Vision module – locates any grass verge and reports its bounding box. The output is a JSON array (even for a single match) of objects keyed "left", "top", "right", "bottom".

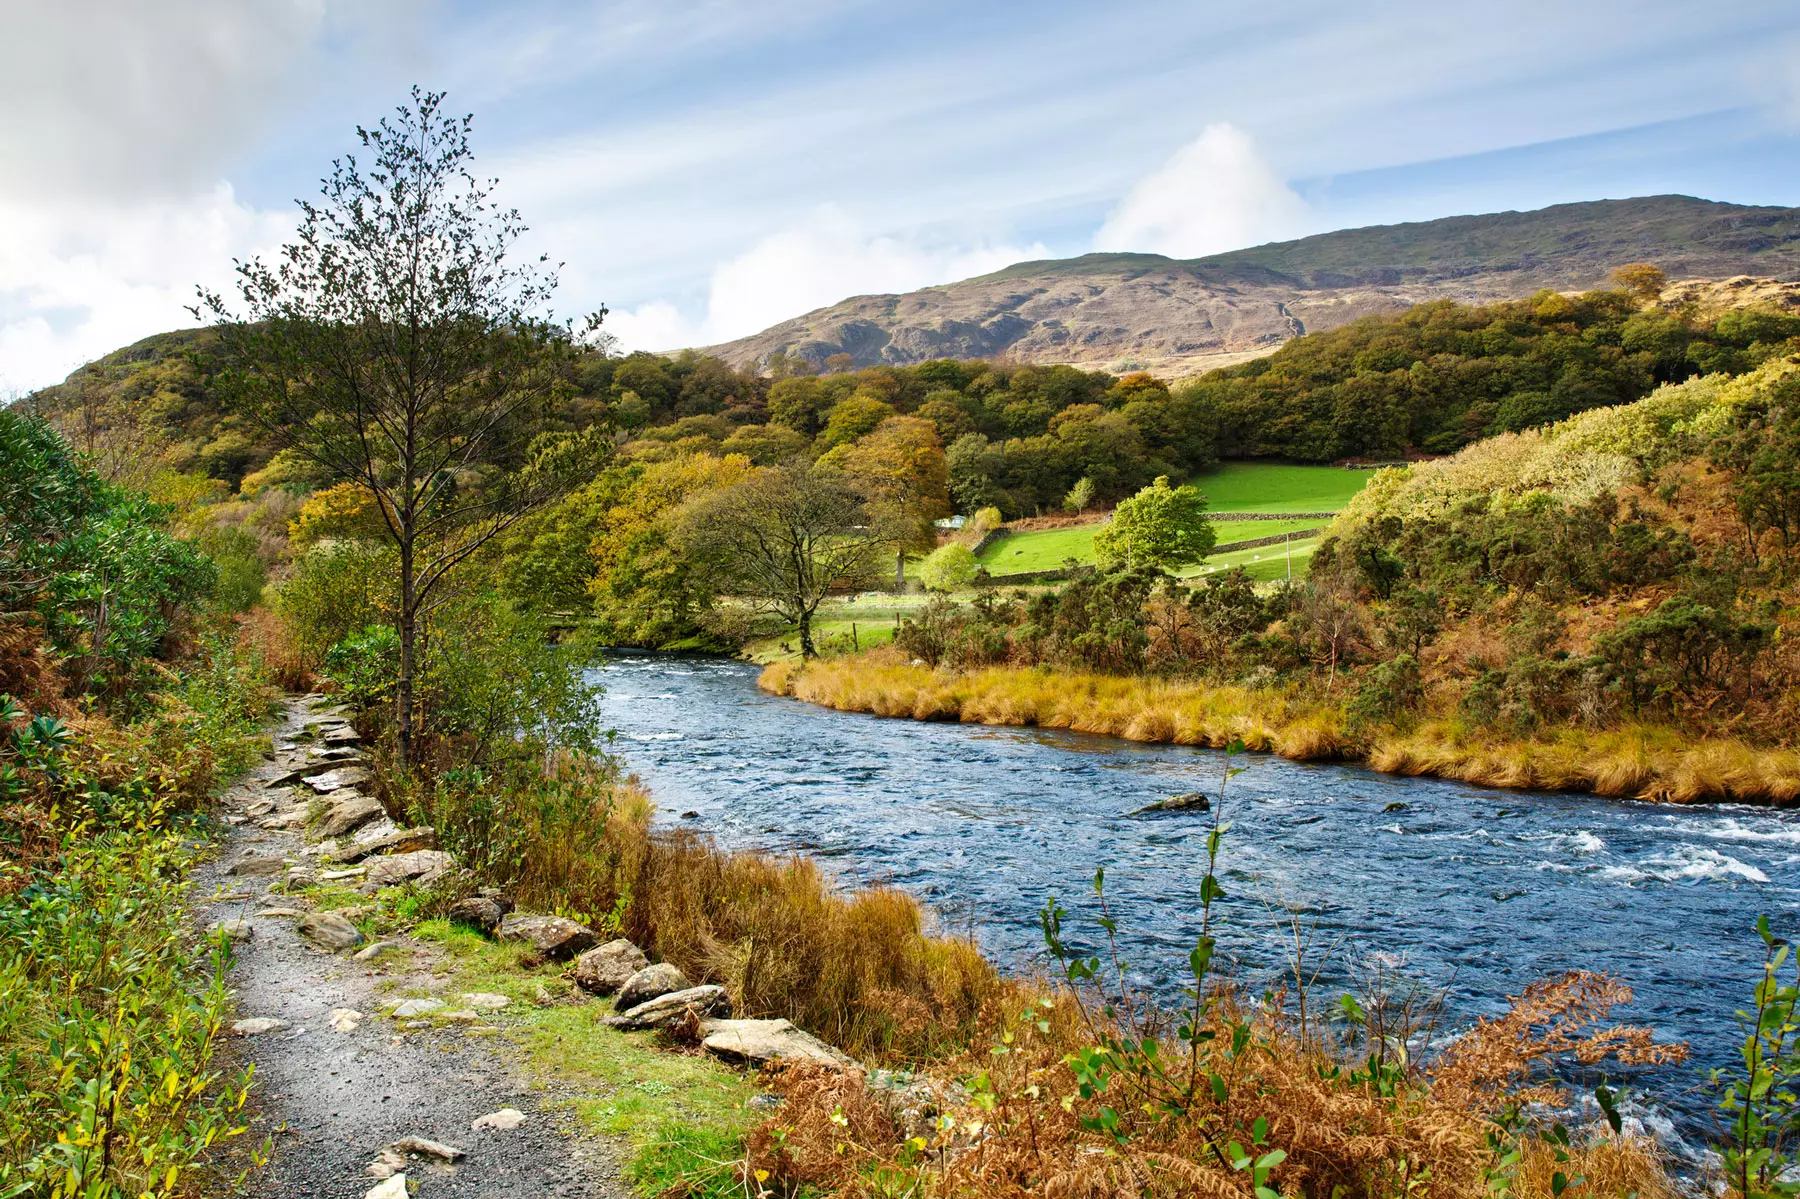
[{"left": 761, "top": 652, "right": 1800, "bottom": 802}]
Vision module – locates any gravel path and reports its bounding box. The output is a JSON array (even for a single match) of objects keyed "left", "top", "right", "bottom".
[{"left": 196, "top": 696, "right": 627, "bottom": 1199}]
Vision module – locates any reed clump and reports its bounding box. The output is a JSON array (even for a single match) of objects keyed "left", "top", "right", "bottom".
[
  {"left": 766, "top": 653, "right": 1800, "bottom": 804},
  {"left": 421, "top": 765, "right": 1009, "bottom": 1062}
]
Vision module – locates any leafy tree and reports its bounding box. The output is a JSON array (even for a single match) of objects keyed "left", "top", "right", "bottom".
[
  {"left": 678, "top": 462, "right": 892, "bottom": 657},
  {"left": 821, "top": 394, "right": 896, "bottom": 447},
  {"left": 1093, "top": 476, "right": 1216, "bottom": 573},
  {"left": 823, "top": 416, "right": 950, "bottom": 588},
  {"left": 198, "top": 88, "right": 606, "bottom": 767},
  {"left": 919, "top": 543, "right": 978, "bottom": 592},
  {"left": 1609, "top": 262, "right": 1667, "bottom": 304},
  {"left": 1064, "top": 476, "right": 1096, "bottom": 514}
]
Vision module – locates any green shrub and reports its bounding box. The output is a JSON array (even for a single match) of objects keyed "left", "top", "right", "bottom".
[
  {"left": 918, "top": 543, "right": 978, "bottom": 592},
  {"left": 270, "top": 542, "right": 394, "bottom": 666}
]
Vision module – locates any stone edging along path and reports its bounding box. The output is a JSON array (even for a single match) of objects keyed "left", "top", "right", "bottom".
[{"left": 197, "top": 693, "right": 910, "bottom": 1199}]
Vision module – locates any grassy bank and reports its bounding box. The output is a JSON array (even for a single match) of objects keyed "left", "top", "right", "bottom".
[{"left": 760, "top": 652, "right": 1800, "bottom": 802}]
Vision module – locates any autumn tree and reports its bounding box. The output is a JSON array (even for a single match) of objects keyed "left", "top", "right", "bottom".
[
  {"left": 198, "top": 88, "right": 606, "bottom": 767},
  {"left": 678, "top": 462, "right": 892, "bottom": 657},
  {"left": 1610, "top": 262, "right": 1668, "bottom": 305},
  {"left": 823, "top": 416, "right": 950, "bottom": 589},
  {"left": 1093, "top": 475, "right": 1215, "bottom": 573}
]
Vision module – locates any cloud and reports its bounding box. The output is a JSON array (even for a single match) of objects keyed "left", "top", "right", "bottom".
[
  {"left": 0, "top": 0, "right": 408, "bottom": 200},
  {"left": 605, "top": 205, "right": 1047, "bottom": 351},
  {"left": 1093, "top": 123, "right": 1314, "bottom": 258},
  {"left": 0, "top": 185, "right": 292, "bottom": 393}
]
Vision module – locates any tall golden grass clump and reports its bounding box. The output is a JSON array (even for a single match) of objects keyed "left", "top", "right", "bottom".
[
  {"left": 767, "top": 653, "right": 1800, "bottom": 803},
  {"left": 422, "top": 769, "right": 1008, "bottom": 1061}
]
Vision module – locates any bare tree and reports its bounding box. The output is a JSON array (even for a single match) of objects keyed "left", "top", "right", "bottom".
[
  {"left": 679, "top": 461, "right": 892, "bottom": 658},
  {"left": 197, "top": 88, "right": 605, "bottom": 767}
]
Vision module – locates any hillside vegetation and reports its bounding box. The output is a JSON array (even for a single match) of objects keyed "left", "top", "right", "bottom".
[
  {"left": 702, "top": 195, "right": 1800, "bottom": 374},
  {"left": 774, "top": 354, "right": 1800, "bottom": 802}
]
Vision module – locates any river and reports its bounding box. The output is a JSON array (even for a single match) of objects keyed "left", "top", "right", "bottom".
[{"left": 593, "top": 652, "right": 1797, "bottom": 1144}]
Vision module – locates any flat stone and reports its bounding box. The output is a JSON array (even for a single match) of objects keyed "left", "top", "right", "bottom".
[
  {"left": 366, "top": 850, "right": 457, "bottom": 889},
  {"left": 324, "top": 725, "right": 362, "bottom": 745},
  {"left": 255, "top": 907, "right": 304, "bottom": 918},
  {"left": 497, "top": 913, "right": 596, "bottom": 960},
  {"left": 258, "top": 809, "right": 310, "bottom": 830},
  {"left": 330, "top": 1008, "right": 364, "bottom": 1032},
  {"left": 365, "top": 1149, "right": 406, "bottom": 1180},
  {"left": 319, "top": 867, "right": 366, "bottom": 881},
  {"left": 605, "top": 984, "right": 732, "bottom": 1031},
  {"left": 319, "top": 791, "right": 385, "bottom": 837},
  {"left": 353, "top": 940, "right": 404, "bottom": 962},
  {"left": 461, "top": 992, "right": 510, "bottom": 1009},
  {"left": 615, "top": 962, "right": 690, "bottom": 1011},
  {"left": 700, "top": 1018, "right": 859, "bottom": 1071},
  {"left": 296, "top": 911, "right": 364, "bottom": 952},
  {"left": 439, "top": 1009, "right": 480, "bottom": 1022},
  {"left": 209, "top": 918, "right": 253, "bottom": 942},
  {"left": 390, "top": 998, "right": 445, "bottom": 1018},
  {"left": 448, "top": 894, "right": 512, "bottom": 934},
  {"left": 572, "top": 939, "right": 648, "bottom": 996},
  {"left": 1127, "top": 791, "right": 1212, "bottom": 816},
  {"left": 227, "top": 856, "right": 287, "bottom": 877},
  {"left": 232, "top": 1017, "right": 286, "bottom": 1035},
  {"left": 391, "top": 1135, "right": 466, "bottom": 1161},
  {"left": 329, "top": 825, "right": 438, "bottom": 863},
  {"left": 245, "top": 798, "right": 276, "bottom": 817},
  {"left": 400, "top": 1019, "right": 431, "bottom": 1031},
  {"left": 304, "top": 765, "right": 373, "bottom": 794},
  {"left": 471, "top": 1107, "right": 527, "bottom": 1131},
  {"left": 365, "top": 1175, "right": 407, "bottom": 1199}
]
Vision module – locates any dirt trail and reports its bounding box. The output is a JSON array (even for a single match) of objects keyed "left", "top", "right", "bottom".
[{"left": 197, "top": 695, "right": 626, "bottom": 1199}]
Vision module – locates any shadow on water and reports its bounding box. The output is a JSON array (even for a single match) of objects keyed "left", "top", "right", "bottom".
[{"left": 593, "top": 651, "right": 1796, "bottom": 1142}]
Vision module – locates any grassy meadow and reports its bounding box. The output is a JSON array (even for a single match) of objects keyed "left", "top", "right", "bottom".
[{"left": 975, "top": 461, "right": 1366, "bottom": 578}]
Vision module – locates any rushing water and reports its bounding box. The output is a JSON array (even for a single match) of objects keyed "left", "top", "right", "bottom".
[{"left": 593, "top": 652, "right": 1798, "bottom": 1142}]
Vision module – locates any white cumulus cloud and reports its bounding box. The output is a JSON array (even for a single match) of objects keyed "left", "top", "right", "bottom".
[
  {"left": 0, "top": 186, "right": 292, "bottom": 393},
  {"left": 606, "top": 205, "right": 1047, "bottom": 352},
  {"left": 1094, "top": 123, "right": 1314, "bottom": 258}
]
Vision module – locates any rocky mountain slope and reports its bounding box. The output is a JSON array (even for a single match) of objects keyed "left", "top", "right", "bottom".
[{"left": 701, "top": 195, "right": 1800, "bottom": 377}]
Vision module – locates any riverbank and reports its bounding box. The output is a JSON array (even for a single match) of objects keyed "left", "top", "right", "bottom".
[{"left": 758, "top": 653, "right": 1800, "bottom": 803}]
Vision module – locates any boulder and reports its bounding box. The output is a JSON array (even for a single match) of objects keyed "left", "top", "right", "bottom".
[
  {"left": 304, "top": 765, "right": 373, "bottom": 794},
  {"left": 365, "top": 1176, "right": 407, "bottom": 1199},
  {"left": 497, "top": 913, "right": 596, "bottom": 960},
  {"left": 296, "top": 911, "right": 365, "bottom": 952},
  {"left": 330, "top": 1008, "right": 364, "bottom": 1031},
  {"left": 209, "top": 918, "right": 253, "bottom": 943},
  {"left": 572, "top": 939, "right": 648, "bottom": 995},
  {"left": 605, "top": 984, "right": 732, "bottom": 1030},
  {"left": 320, "top": 792, "right": 386, "bottom": 837},
  {"left": 391, "top": 1135, "right": 466, "bottom": 1161},
  {"left": 448, "top": 894, "right": 512, "bottom": 934},
  {"left": 462, "top": 992, "right": 510, "bottom": 1009},
  {"left": 471, "top": 1107, "right": 527, "bottom": 1131},
  {"left": 699, "top": 1018, "right": 858, "bottom": 1071},
  {"left": 615, "top": 962, "right": 690, "bottom": 1011},
  {"left": 330, "top": 825, "right": 438, "bottom": 863},
  {"left": 390, "top": 997, "right": 444, "bottom": 1018},
  {"left": 1126, "top": 791, "right": 1210, "bottom": 816},
  {"left": 366, "top": 850, "right": 457, "bottom": 889},
  {"left": 232, "top": 1017, "right": 287, "bottom": 1035},
  {"left": 352, "top": 940, "right": 404, "bottom": 962},
  {"left": 227, "top": 855, "right": 287, "bottom": 877}
]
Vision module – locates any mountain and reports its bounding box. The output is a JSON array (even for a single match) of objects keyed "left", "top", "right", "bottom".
[{"left": 700, "top": 195, "right": 1800, "bottom": 377}]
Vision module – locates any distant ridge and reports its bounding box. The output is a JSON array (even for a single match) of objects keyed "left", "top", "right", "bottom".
[{"left": 700, "top": 195, "right": 1800, "bottom": 377}]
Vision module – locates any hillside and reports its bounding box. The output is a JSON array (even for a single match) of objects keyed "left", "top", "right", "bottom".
[{"left": 702, "top": 195, "right": 1800, "bottom": 376}]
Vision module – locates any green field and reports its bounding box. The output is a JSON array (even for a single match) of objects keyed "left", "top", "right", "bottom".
[
  {"left": 1181, "top": 533, "right": 1320, "bottom": 582},
  {"left": 1189, "top": 462, "right": 1377, "bottom": 513},
  {"left": 974, "top": 462, "right": 1366, "bottom": 578}
]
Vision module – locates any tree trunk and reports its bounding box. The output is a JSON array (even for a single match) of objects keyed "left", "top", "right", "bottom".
[
  {"left": 397, "top": 533, "right": 416, "bottom": 770},
  {"left": 798, "top": 612, "right": 816, "bottom": 659},
  {"left": 895, "top": 550, "right": 905, "bottom": 591}
]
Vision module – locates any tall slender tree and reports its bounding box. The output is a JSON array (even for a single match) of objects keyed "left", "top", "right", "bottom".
[{"left": 198, "top": 88, "right": 605, "bottom": 768}]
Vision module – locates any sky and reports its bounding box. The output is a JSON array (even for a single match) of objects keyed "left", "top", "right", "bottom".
[{"left": 3, "top": 0, "right": 1800, "bottom": 392}]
